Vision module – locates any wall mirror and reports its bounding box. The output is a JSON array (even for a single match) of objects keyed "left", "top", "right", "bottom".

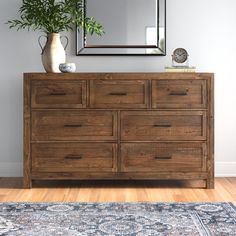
[{"left": 76, "top": 0, "right": 166, "bottom": 55}]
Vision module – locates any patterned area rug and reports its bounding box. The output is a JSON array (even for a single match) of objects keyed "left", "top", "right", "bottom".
[{"left": 0, "top": 202, "right": 235, "bottom": 235}]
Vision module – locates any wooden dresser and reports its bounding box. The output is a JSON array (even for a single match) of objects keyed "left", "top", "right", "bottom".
[{"left": 24, "top": 73, "right": 214, "bottom": 188}]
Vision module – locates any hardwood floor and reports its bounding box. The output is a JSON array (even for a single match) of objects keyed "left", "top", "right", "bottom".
[{"left": 0, "top": 178, "right": 235, "bottom": 204}]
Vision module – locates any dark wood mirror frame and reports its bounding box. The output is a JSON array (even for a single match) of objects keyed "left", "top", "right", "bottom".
[{"left": 76, "top": 0, "right": 166, "bottom": 56}]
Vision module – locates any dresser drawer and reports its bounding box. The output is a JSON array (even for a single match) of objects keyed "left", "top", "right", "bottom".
[
  {"left": 152, "top": 79, "right": 207, "bottom": 109},
  {"left": 121, "top": 143, "right": 207, "bottom": 172},
  {"left": 31, "top": 80, "right": 86, "bottom": 108},
  {"left": 121, "top": 111, "right": 206, "bottom": 141},
  {"left": 32, "top": 111, "right": 117, "bottom": 141},
  {"left": 90, "top": 80, "right": 149, "bottom": 108},
  {"left": 32, "top": 143, "right": 116, "bottom": 172}
]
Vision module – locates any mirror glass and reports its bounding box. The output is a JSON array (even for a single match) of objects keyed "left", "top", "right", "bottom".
[{"left": 76, "top": 0, "right": 166, "bottom": 55}]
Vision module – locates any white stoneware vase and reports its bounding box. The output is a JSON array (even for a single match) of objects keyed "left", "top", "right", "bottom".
[{"left": 38, "top": 33, "right": 68, "bottom": 73}]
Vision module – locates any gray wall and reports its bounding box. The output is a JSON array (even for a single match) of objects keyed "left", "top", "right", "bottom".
[{"left": 0, "top": 0, "right": 236, "bottom": 176}]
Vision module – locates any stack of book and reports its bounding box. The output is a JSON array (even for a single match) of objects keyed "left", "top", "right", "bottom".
[{"left": 165, "top": 66, "right": 196, "bottom": 73}]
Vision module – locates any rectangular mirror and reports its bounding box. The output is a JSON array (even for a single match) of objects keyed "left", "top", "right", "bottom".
[{"left": 76, "top": 0, "right": 166, "bottom": 55}]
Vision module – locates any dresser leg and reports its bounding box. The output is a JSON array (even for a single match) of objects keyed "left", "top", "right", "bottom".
[
  {"left": 206, "top": 178, "right": 214, "bottom": 189},
  {"left": 23, "top": 178, "right": 32, "bottom": 189}
]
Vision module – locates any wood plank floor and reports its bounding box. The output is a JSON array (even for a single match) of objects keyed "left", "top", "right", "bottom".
[{"left": 0, "top": 178, "right": 235, "bottom": 204}]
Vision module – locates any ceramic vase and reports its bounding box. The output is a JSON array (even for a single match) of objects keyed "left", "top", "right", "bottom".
[{"left": 38, "top": 33, "right": 68, "bottom": 73}]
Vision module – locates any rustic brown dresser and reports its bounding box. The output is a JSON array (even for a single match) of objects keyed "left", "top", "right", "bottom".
[{"left": 24, "top": 73, "right": 214, "bottom": 188}]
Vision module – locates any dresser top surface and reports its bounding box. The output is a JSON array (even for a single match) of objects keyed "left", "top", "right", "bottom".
[{"left": 24, "top": 72, "right": 214, "bottom": 81}]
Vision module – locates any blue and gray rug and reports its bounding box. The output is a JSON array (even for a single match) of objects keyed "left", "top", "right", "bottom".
[{"left": 0, "top": 202, "right": 235, "bottom": 235}]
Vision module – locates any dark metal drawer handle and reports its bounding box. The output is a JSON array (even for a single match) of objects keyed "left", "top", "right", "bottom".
[
  {"left": 109, "top": 92, "right": 127, "bottom": 96},
  {"left": 64, "top": 124, "right": 83, "bottom": 128},
  {"left": 65, "top": 155, "right": 83, "bottom": 160},
  {"left": 169, "top": 92, "right": 188, "bottom": 96},
  {"left": 154, "top": 156, "right": 172, "bottom": 160},
  {"left": 49, "top": 92, "right": 67, "bottom": 96},
  {"left": 153, "top": 124, "right": 171, "bottom": 127}
]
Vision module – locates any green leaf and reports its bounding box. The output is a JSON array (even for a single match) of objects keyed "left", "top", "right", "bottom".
[{"left": 6, "top": 0, "right": 104, "bottom": 36}]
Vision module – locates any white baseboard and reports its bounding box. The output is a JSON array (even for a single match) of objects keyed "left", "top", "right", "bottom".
[
  {"left": 215, "top": 162, "right": 236, "bottom": 177},
  {"left": 0, "top": 161, "right": 235, "bottom": 177}
]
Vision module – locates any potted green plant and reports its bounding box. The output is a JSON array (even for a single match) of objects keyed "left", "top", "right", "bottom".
[{"left": 7, "top": 0, "right": 104, "bottom": 72}]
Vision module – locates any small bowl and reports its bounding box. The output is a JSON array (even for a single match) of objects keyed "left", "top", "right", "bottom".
[{"left": 59, "top": 63, "right": 76, "bottom": 73}]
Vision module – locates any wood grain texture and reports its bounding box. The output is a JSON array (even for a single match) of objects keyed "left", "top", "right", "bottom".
[
  {"left": 31, "top": 110, "right": 117, "bottom": 141},
  {"left": 31, "top": 172, "right": 208, "bottom": 180},
  {"left": 24, "top": 73, "right": 214, "bottom": 189},
  {"left": 23, "top": 75, "right": 32, "bottom": 188},
  {"left": 207, "top": 74, "right": 215, "bottom": 188},
  {"left": 32, "top": 143, "right": 117, "bottom": 172},
  {"left": 90, "top": 79, "right": 149, "bottom": 108},
  {"left": 120, "top": 143, "right": 207, "bottom": 172},
  {"left": 121, "top": 111, "right": 207, "bottom": 141},
  {"left": 24, "top": 73, "right": 213, "bottom": 80},
  {"left": 0, "top": 178, "right": 235, "bottom": 204},
  {"left": 31, "top": 80, "right": 87, "bottom": 108},
  {"left": 152, "top": 79, "right": 207, "bottom": 109}
]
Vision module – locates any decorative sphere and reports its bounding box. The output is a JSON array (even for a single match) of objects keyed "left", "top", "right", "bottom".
[{"left": 59, "top": 63, "right": 76, "bottom": 73}]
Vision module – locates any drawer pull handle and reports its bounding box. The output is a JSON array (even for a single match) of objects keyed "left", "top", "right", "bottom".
[
  {"left": 155, "top": 156, "right": 172, "bottom": 160},
  {"left": 169, "top": 92, "right": 188, "bottom": 96},
  {"left": 65, "top": 155, "right": 83, "bottom": 160},
  {"left": 109, "top": 92, "right": 127, "bottom": 96},
  {"left": 62, "top": 173, "right": 72, "bottom": 177},
  {"left": 64, "top": 124, "right": 83, "bottom": 128},
  {"left": 153, "top": 124, "right": 171, "bottom": 127},
  {"left": 49, "top": 92, "right": 67, "bottom": 96}
]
